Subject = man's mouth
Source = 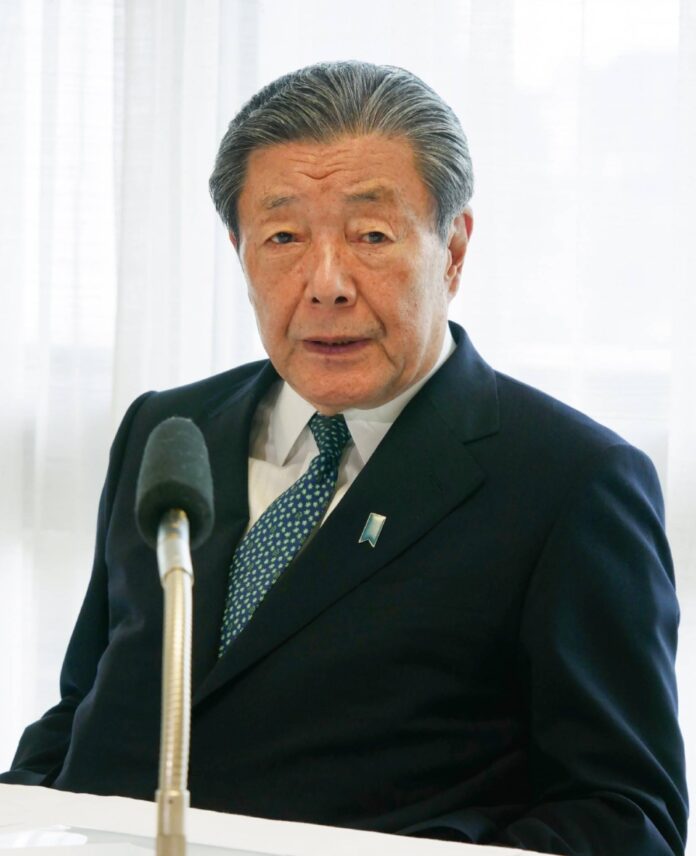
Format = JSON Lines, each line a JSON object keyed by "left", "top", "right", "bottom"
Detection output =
{"left": 302, "top": 337, "right": 369, "bottom": 355}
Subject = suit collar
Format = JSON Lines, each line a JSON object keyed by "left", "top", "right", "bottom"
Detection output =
{"left": 192, "top": 322, "right": 499, "bottom": 705}
{"left": 426, "top": 321, "right": 500, "bottom": 444}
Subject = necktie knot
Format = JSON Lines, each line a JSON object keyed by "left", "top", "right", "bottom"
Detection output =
{"left": 309, "top": 413, "right": 351, "bottom": 463}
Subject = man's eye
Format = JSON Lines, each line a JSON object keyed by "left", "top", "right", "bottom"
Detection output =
{"left": 270, "top": 232, "right": 294, "bottom": 244}
{"left": 363, "top": 231, "right": 387, "bottom": 244}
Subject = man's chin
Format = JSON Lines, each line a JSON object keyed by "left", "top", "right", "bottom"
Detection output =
{"left": 281, "top": 360, "right": 402, "bottom": 414}
{"left": 299, "top": 384, "right": 398, "bottom": 415}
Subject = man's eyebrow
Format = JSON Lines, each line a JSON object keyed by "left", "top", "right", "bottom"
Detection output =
{"left": 260, "top": 194, "right": 298, "bottom": 211}
{"left": 344, "top": 186, "right": 396, "bottom": 204}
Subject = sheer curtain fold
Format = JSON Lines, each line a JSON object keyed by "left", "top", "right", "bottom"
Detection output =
{"left": 111, "top": 0, "right": 264, "bottom": 419}
{"left": 667, "top": 0, "right": 696, "bottom": 582}
{"left": 1, "top": 0, "right": 694, "bottom": 825}
{"left": 1, "top": 0, "right": 119, "bottom": 756}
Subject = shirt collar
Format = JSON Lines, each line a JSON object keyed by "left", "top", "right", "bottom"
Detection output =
{"left": 270, "top": 326, "right": 456, "bottom": 465}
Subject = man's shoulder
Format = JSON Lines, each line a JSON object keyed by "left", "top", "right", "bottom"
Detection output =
{"left": 485, "top": 368, "right": 660, "bottom": 493}
{"left": 438, "top": 326, "right": 631, "bottom": 461}
{"left": 129, "top": 358, "right": 273, "bottom": 424}
{"left": 160, "top": 358, "right": 271, "bottom": 404}
{"left": 494, "top": 369, "right": 624, "bottom": 448}
{"left": 102, "top": 359, "right": 275, "bottom": 505}
{"left": 107, "top": 358, "right": 276, "bottom": 466}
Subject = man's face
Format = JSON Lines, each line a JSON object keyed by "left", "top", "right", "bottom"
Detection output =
{"left": 234, "top": 134, "right": 472, "bottom": 414}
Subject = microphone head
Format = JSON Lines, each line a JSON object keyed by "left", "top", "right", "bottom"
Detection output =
{"left": 135, "top": 417, "right": 215, "bottom": 549}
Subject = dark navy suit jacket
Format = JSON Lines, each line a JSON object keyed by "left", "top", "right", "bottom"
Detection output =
{"left": 2, "top": 324, "right": 688, "bottom": 855}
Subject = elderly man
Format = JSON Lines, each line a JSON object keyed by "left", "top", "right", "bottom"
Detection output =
{"left": 1, "top": 62, "right": 688, "bottom": 855}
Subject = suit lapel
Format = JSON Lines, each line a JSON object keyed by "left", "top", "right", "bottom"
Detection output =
{"left": 192, "top": 326, "right": 500, "bottom": 706}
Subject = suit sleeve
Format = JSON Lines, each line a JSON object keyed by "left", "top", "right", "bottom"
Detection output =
{"left": 0, "top": 392, "right": 153, "bottom": 786}
{"left": 411, "top": 443, "right": 688, "bottom": 855}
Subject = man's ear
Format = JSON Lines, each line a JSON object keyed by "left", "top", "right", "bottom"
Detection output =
{"left": 228, "top": 229, "right": 238, "bottom": 251}
{"left": 445, "top": 206, "right": 473, "bottom": 298}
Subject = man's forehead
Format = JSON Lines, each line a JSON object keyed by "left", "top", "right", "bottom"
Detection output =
{"left": 241, "top": 135, "right": 422, "bottom": 199}
{"left": 258, "top": 184, "right": 399, "bottom": 212}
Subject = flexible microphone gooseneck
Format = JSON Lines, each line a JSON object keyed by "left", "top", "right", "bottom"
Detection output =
{"left": 135, "top": 417, "right": 214, "bottom": 856}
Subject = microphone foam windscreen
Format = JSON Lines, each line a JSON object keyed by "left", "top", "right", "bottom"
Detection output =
{"left": 135, "top": 417, "right": 215, "bottom": 549}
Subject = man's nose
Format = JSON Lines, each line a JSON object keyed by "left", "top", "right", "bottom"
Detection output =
{"left": 304, "top": 240, "right": 356, "bottom": 306}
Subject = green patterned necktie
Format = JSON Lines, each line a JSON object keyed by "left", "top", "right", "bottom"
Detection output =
{"left": 219, "top": 413, "right": 351, "bottom": 656}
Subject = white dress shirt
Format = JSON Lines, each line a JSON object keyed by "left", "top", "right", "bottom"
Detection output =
{"left": 245, "top": 328, "right": 455, "bottom": 531}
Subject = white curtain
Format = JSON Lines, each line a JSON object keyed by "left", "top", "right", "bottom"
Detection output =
{"left": 1, "top": 0, "right": 695, "bottom": 842}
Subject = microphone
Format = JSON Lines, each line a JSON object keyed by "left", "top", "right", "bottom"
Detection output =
{"left": 135, "top": 416, "right": 214, "bottom": 856}
{"left": 136, "top": 416, "right": 214, "bottom": 551}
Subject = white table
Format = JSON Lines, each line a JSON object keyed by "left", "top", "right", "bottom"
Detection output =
{"left": 0, "top": 784, "right": 537, "bottom": 855}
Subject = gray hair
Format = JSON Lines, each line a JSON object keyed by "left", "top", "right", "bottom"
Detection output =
{"left": 209, "top": 61, "right": 473, "bottom": 242}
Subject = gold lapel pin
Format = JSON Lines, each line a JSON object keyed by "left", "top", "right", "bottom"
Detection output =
{"left": 359, "top": 512, "right": 387, "bottom": 548}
